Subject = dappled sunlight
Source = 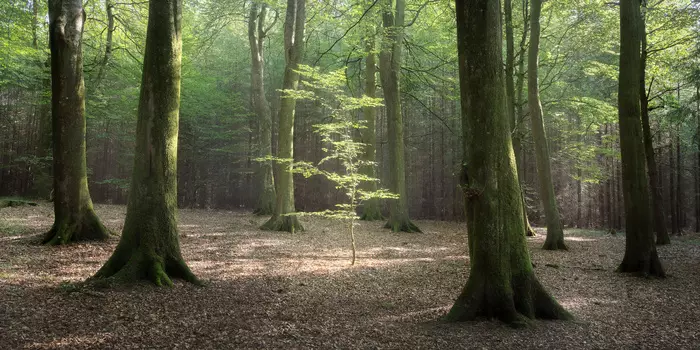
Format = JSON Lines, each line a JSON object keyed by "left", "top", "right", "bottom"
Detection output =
{"left": 565, "top": 236, "right": 599, "bottom": 242}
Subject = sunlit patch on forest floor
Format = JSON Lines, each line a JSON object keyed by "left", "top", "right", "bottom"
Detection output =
{"left": 1, "top": 203, "right": 699, "bottom": 349}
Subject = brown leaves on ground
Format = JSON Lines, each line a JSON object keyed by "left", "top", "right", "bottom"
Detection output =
{"left": 1, "top": 204, "right": 699, "bottom": 349}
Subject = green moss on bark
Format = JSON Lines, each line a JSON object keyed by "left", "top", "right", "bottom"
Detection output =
{"left": 449, "top": 0, "right": 571, "bottom": 326}
{"left": 91, "top": 0, "right": 199, "bottom": 286}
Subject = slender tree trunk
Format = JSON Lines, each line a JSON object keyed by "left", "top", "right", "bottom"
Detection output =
{"left": 260, "top": 0, "right": 305, "bottom": 232}
{"left": 44, "top": 0, "right": 110, "bottom": 245}
{"left": 94, "top": 0, "right": 113, "bottom": 86}
{"left": 696, "top": 84, "right": 700, "bottom": 233}
{"left": 448, "top": 0, "right": 571, "bottom": 326}
{"left": 360, "top": 34, "right": 383, "bottom": 221}
{"left": 639, "top": 7, "right": 669, "bottom": 244}
{"left": 249, "top": 2, "right": 276, "bottom": 216}
{"left": 379, "top": 0, "right": 420, "bottom": 232}
{"left": 528, "top": 0, "right": 566, "bottom": 250}
{"left": 616, "top": 0, "right": 665, "bottom": 277}
{"left": 676, "top": 129, "right": 683, "bottom": 234}
{"left": 92, "top": 0, "right": 199, "bottom": 286}
{"left": 506, "top": 0, "right": 536, "bottom": 237}
{"left": 670, "top": 133, "right": 679, "bottom": 235}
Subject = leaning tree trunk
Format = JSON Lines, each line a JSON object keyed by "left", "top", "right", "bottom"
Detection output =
{"left": 379, "top": 0, "right": 420, "bottom": 232}
{"left": 616, "top": 0, "right": 665, "bottom": 277}
{"left": 639, "top": 7, "right": 670, "bottom": 245}
{"left": 260, "top": 0, "right": 305, "bottom": 232}
{"left": 249, "top": 2, "right": 276, "bottom": 216}
{"left": 528, "top": 0, "right": 566, "bottom": 250}
{"left": 92, "top": 0, "right": 199, "bottom": 286}
{"left": 448, "top": 0, "right": 571, "bottom": 327}
{"left": 506, "top": 0, "right": 536, "bottom": 237}
{"left": 44, "top": 0, "right": 110, "bottom": 245}
{"left": 359, "top": 35, "right": 383, "bottom": 221}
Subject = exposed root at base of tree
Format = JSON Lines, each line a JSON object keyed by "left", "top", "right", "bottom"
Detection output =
{"left": 252, "top": 205, "right": 274, "bottom": 216}
{"left": 359, "top": 208, "right": 384, "bottom": 221}
{"left": 384, "top": 219, "right": 422, "bottom": 233}
{"left": 42, "top": 210, "right": 111, "bottom": 245}
{"left": 542, "top": 239, "right": 568, "bottom": 251}
{"left": 617, "top": 256, "right": 666, "bottom": 278}
{"left": 260, "top": 215, "right": 304, "bottom": 233}
{"left": 91, "top": 250, "right": 201, "bottom": 287}
{"left": 446, "top": 273, "right": 573, "bottom": 328}
{"left": 526, "top": 226, "right": 537, "bottom": 237}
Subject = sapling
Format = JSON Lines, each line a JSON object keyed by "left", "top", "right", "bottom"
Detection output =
{"left": 263, "top": 65, "right": 395, "bottom": 265}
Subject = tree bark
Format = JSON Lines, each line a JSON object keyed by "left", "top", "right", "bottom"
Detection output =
{"left": 616, "top": 0, "right": 665, "bottom": 277}
{"left": 379, "top": 0, "right": 420, "bottom": 232}
{"left": 639, "top": 6, "right": 669, "bottom": 244}
{"left": 506, "top": 0, "right": 536, "bottom": 237}
{"left": 92, "top": 0, "right": 200, "bottom": 286}
{"left": 360, "top": 34, "right": 383, "bottom": 221}
{"left": 260, "top": 0, "right": 305, "bottom": 232}
{"left": 448, "top": 0, "right": 571, "bottom": 327}
{"left": 249, "top": 2, "right": 276, "bottom": 216}
{"left": 528, "top": 0, "right": 566, "bottom": 250}
{"left": 44, "top": 0, "right": 110, "bottom": 245}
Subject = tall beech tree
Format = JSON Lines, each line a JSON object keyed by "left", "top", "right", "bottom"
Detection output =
{"left": 639, "top": 5, "right": 670, "bottom": 245}
{"left": 379, "top": 0, "right": 420, "bottom": 232}
{"left": 44, "top": 0, "right": 110, "bottom": 245}
{"left": 505, "top": 0, "right": 536, "bottom": 237}
{"left": 528, "top": 0, "right": 566, "bottom": 250}
{"left": 260, "top": 0, "right": 305, "bottom": 232}
{"left": 448, "top": 0, "right": 571, "bottom": 326}
{"left": 359, "top": 35, "right": 383, "bottom": 221}
{"left": 249, "top": 2, "right": 276, "bottom": 216}
{"left": 616, "top": 0, "right": 664, "bottom": 277}
{"left": 92, "top": 0, "right": 200, "bottom": 285}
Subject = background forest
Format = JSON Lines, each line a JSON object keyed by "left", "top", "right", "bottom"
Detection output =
{"left": 1, "top": 0, "right": 699, "bottom": 228}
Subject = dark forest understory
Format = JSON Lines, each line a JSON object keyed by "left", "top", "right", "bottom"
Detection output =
{"left": 2, "top": 204, "right": 699, "bottom": 349}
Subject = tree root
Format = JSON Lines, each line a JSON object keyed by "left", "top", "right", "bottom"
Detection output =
{"left": 384, "top": 219, "right": 422, "bottom": 233}
{"left": 92, "top": 249, "right": 201, "bottom": 287}
{"left": 260, "top": 215, "right": 304, "bottom": 233}
{"left": 43, "top": 210, "right": 111, "bottom": 245}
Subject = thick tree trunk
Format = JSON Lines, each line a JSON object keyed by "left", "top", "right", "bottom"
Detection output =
{"left": 260, "top": 0, "right": 305, "bottom": 232}
{"left": 448, "top": 0, "right": 571, "bottom": 327}
{"left": 359, "top": 35, "right": 383, "bottom": 221}
{"left": 44, "top": 0, "right": 110, "bottom": 245}
{"left": 249, "top": 3, "right": 276, "bottom": 216}
{"left": 92, "top": 0, "right": 199, "bottom": 286}
{"left": 616, "top": 0, "right": 665, "bottom": 277}
{"left": 528, "top": 0, "right": 566, "bottom": 250}
{"left": 379, "top": 0, "right": 420, "bottom": 232}
{"left": 505, "top": 0, "right": 536, "bottom": 237}
{"left": 639, "top": 8, "right": 669, "bottom": 244}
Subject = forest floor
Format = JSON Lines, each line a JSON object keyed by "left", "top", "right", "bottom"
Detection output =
{"left": 1, "top": 203, "right": 700, "bottom": 349}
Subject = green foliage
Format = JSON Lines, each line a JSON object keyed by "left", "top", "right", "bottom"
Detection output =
{"left": 267, "top": 65, "right": 394, "bottom": 264}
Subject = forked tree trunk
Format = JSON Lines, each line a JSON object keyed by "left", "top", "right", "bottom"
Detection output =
{"left": 379, "top": 0, "right": 420, "bottom": 232}
{"left": 92, "top": 0, "right": 199, "bottom": 286}
{"left": 260, "top": 0, "right": 305, "bottom": 232}
{"left": 448, "top": 0, "right": 571, "bottom": 327}
{"left": 639, "top": 6, "right": 669, "bottom": 245}
{"left": 249, "top": 2, "right": 276, "bottom": 216}
{"left": 528, "top": 0, "right": 566, "bottom": 250}
{"left": 359, "top": 35, "right": 383, "bottom": 221}
{"left": 616, "top": 0, "right": 665, "bottom": 277}
{"left": 44, "top": 0, "right": 110, "bottom": 245}
{"left": 505, "top": 0, "right": 536, "bottom": 237}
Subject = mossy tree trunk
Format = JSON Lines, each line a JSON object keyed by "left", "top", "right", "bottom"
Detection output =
{"left": 249, "top": 2, "right": 276, "bottom": 216}
{"left": 260, "top": 0, "right": 305, "bottom": 232}
{"left": 44, "top": 0, "right": 110, "bottom": 245}
{"left": 528, "top": 0, "right": 566, "bottom": 250}
{"left": 359, "top": 35, "right": 383, "bottom": 221}
{"left": 379, "top": 0, "right": 420, "bottom": 233}
{"left": 92, "top": 0, "right": 199, "bottom": 286}
{"left": 449, "top": 0, "right": 571, "bottom": 327}
{"left": 505, "top": 0, "right": 536, "bottom": 237}
{"left": 616, "top": 0, "right": 665, "bottom": 277}
{"left": 639, "top": 7, "right": 670, "bottom": 245}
